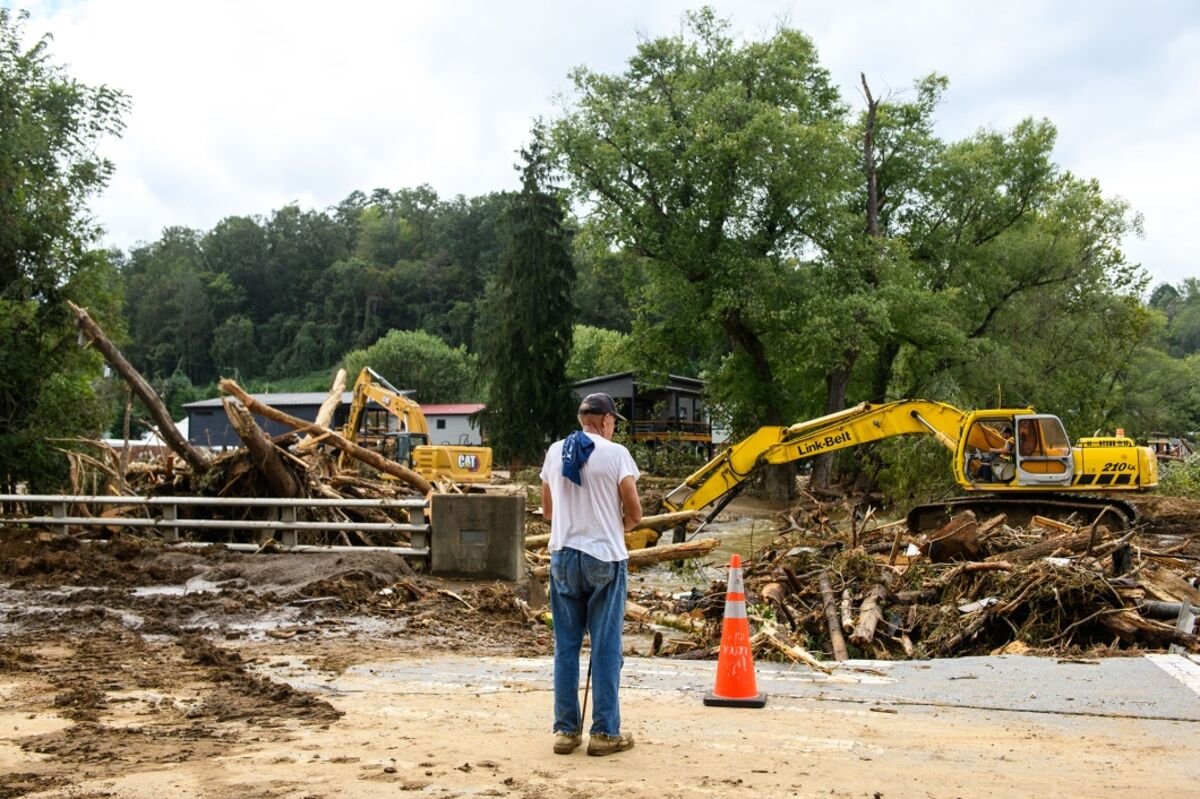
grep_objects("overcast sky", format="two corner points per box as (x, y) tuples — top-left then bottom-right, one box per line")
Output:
(17, 0), (1200, 289)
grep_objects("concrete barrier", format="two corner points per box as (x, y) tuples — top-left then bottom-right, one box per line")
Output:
(430, 494), (525, 580)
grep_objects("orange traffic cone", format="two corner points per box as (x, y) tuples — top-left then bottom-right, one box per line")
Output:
(704, 554), (767, 708)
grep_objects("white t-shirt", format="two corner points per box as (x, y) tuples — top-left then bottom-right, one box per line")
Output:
(540, 433), (640, 562)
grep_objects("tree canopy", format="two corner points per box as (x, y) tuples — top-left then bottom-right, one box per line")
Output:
(342, 329), (477, 404)
(0, 9), (129, 491)
(549, 6), (1157, 491)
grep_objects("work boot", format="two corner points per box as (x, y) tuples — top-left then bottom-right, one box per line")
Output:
(586, 732), (634, 757)
(553, 731), (581, 754)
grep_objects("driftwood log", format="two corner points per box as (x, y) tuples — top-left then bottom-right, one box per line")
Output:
(68, 301), (211, 475)
(987, 530), (1114, 563)
(819, 571), (849, 661)
(921, 511), (980, 562)
(297, 368), (347, 453)
(754, 623), (833, 673)
(841, 589), (854, 633)
(760, 581), (797, 628)
(220, 379), (432, 495)
(531, 537), (719, 578)
(525, 510), (701, 550)
(1100, 609), (1200, 652)
(625, 600), (705, 633)
(636, 510), (702, 530)
(222, 398), (303, 497)
(850, 580), (890, 648)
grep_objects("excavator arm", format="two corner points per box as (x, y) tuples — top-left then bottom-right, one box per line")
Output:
(339, 367), (430, 472)
(662, 400), (968, 513)
(343, 367), (428, 439)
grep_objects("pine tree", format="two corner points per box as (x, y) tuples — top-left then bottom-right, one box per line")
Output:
(479, 127), (576, 466)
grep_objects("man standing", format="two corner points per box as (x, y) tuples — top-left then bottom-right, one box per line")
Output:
(540, 392), (642, 756)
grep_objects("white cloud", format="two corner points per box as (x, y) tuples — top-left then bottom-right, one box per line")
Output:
(16, 0), (1200, 286)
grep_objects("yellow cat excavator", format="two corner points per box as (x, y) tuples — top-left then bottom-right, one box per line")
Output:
(339, 367), (493, 484)
(662, 399), (1158, 532)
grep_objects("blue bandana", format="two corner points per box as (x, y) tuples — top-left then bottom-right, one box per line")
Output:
(561, 431), (595, 486)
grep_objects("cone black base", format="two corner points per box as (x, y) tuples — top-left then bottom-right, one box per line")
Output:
(703, 692), (767, 708)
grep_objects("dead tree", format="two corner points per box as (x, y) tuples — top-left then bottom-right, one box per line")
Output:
(68, 301), (210, 475)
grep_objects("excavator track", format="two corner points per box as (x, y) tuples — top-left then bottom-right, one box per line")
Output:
(905, 493), (1138, 533)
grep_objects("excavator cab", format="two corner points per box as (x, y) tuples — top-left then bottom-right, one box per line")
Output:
(961, 414), (1074, 487)
(390, 432), (430, 468)
(962, 418), (1016, 483)
(1012, 414), (1074, 486)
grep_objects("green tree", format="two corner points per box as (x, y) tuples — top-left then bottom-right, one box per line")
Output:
(478, 127), (576, 465)
(572, 223), (635, 332)
(553, 8), (852, 429)
(552, 8), (1150, 498)
(210, 314), (259, 379)
(0, 9), (129, 491)
(1153, 279), (1200, 357)
(566, 325), (635, 383)
(121, 228), (216, 382)
(342, 329), (477, 404)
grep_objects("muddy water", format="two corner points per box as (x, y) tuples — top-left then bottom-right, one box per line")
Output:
(629, 512), (784, 597)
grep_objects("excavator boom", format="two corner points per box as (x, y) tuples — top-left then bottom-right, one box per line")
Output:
(663, 400), (966, 513)
(663, 399), (1157, 531)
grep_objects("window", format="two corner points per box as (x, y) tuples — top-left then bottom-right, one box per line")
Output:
(436, 419), (446, 430)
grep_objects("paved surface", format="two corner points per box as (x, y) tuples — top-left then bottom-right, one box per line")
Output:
(324, 652), (1200, 721)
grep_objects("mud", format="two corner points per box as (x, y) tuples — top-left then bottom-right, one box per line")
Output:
(0, 526), (552, 796)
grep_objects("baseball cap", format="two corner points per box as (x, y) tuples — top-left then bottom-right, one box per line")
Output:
(578, 392), (626, 421)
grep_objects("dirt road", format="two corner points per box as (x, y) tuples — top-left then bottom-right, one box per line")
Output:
(5, 635), (1199, 798)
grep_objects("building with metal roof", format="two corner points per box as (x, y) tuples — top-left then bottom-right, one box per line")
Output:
(184, 392), (486, 449)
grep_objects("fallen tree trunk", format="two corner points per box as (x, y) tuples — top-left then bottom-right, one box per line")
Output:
(220, 379), (432, 495)
(68, 301), (210, 475)
(223, 399), (303, 498)
(626, 600), (706, 633)
(819, 572), (849, 661)
(525, 510), (703, 550)
(850, 582), (889, 648)
(531, 537), (719, 578)
(987, 530), (1113, 563)
(625, 536), (718, 568)
(1100, 609), (1200, 652)
(297, 368), (347, 453)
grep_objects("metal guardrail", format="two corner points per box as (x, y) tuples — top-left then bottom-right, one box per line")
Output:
(0, 494), (430, 556)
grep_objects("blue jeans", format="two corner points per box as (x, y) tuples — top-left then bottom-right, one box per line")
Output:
(549, 547), (627, 736)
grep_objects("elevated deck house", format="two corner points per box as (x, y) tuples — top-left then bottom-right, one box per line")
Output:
(570, 372), (713, 458)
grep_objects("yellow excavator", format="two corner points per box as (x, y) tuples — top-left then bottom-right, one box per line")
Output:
(662, 399), (1158, 532)
(339, 367), (493, 483)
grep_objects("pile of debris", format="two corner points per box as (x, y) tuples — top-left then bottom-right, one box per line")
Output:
(627, 494), (1200, 662)
(22, 303), (434, 548)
